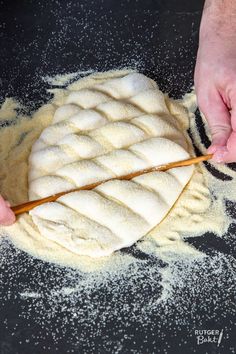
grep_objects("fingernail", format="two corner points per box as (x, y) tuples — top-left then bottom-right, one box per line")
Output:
(5, 200), (11, 208)
(212, 147), (228, 163)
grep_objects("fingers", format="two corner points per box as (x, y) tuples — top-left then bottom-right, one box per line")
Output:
(0, 195), (16, 226)
(209, 94), (236, 163)
(197, 89), (233, 162)
(198, 89), (232, 150)
(215, 113), (236, 162)
(222, 131), (236, 163)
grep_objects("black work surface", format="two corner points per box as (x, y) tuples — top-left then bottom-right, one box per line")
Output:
(0, 1), (236, 353)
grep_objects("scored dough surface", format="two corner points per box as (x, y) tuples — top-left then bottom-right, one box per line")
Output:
(28, 72), (194, 257)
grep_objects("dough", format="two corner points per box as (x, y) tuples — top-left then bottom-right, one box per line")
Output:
(28, 72), (194, 257)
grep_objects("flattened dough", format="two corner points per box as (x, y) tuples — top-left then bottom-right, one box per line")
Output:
(28, 72), (194, 257)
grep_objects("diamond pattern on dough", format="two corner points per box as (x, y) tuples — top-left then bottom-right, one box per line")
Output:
(28, 72), (194, 257)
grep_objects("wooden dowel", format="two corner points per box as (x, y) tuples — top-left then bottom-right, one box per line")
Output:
(12, 153), (213, 216)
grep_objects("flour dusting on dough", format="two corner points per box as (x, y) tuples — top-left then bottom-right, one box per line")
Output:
(42, 70), (95, 87)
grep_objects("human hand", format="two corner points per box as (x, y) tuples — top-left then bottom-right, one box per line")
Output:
(0, 195), (16, 226)
(194, 0), (236, 163)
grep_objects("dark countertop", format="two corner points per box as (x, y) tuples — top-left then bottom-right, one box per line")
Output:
(0, 1), (236, 353)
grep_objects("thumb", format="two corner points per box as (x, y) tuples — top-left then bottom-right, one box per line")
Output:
(206, 105), (231, 153)
(198, 92), (231, 154)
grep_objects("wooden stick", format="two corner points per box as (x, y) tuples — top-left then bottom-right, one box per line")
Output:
(12, 154), (213, 216)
